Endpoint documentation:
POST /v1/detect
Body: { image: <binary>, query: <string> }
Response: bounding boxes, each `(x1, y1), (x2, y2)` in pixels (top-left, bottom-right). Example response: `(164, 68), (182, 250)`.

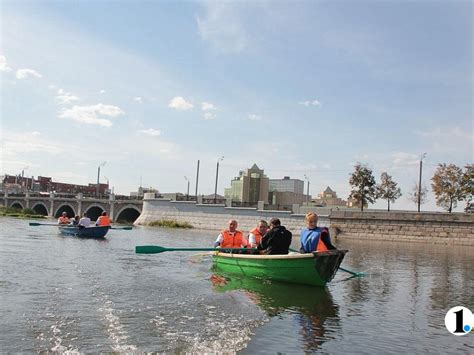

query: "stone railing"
(329, 210), (474, 246)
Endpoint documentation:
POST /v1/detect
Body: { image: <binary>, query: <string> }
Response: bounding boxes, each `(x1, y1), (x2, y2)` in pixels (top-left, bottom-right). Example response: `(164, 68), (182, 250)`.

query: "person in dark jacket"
(257, 217), (292, 255)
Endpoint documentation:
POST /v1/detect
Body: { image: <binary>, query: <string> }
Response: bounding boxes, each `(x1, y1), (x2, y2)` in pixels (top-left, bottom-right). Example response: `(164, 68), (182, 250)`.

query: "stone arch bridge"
(4, 192), (142, 223)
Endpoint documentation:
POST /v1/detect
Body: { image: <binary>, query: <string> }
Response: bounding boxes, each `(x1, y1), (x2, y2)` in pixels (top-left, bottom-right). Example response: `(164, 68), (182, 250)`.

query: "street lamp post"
(304, 174), (310, 204)
(417, 153), (426, 212)
(96, 161), (106, 198)
(214, 156), (224, 204)
(184, 176), (190, 200)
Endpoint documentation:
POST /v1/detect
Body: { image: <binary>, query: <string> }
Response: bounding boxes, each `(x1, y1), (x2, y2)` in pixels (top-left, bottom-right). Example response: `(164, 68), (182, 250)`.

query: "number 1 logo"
(445, 306), (473, 336)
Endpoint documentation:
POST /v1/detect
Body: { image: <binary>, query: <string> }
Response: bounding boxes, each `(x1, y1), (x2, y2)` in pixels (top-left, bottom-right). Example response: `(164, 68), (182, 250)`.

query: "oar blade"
(136, 245), (167, 254)
(113, 226), (133, 230)
(29, 222), (42, 226)
(339, 267), (365, 277)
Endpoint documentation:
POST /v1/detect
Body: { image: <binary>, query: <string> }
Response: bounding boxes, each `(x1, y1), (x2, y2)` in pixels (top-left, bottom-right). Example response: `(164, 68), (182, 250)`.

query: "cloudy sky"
(1, 0), (472, 211)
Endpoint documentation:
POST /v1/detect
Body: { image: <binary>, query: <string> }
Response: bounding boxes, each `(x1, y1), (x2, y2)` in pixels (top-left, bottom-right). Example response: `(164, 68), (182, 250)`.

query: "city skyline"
(1, 1), (472, 212)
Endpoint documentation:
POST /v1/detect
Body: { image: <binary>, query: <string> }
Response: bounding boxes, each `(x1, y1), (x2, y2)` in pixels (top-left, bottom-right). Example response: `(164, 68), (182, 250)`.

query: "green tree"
(408, 183), (429, 208)
(376, 172), (402, 211)
(461, 164), (473, 212)
(431, 163), (464, 213)
(348, 163), (377, 211)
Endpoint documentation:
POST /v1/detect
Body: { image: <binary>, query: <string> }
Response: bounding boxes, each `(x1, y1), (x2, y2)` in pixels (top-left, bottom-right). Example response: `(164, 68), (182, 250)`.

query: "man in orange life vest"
(248, 220), (269, 248)
(214, 219), (247, 249)
(57, 211), (70, 225)
(300, 212), (336, 253)
(95, 211), (111, 227)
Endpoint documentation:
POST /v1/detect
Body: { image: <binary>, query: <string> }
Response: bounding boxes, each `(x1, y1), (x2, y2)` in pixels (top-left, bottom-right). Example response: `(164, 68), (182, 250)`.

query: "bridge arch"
(84, 204), (105, 221)
(54, 204), (76, 218)
(32, 202), (49, 216)
(10, 201), (24, 210)
(115, 205), (141, 223)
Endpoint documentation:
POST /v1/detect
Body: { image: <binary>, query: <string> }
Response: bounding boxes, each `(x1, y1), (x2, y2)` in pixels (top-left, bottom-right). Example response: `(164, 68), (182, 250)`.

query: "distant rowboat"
(58, 225), (110, 239)
(212, 249), (347, 287)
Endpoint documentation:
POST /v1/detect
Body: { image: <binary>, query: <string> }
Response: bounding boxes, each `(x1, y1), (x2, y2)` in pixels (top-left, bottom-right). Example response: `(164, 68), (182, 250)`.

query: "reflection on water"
(211, 272), (339, 352)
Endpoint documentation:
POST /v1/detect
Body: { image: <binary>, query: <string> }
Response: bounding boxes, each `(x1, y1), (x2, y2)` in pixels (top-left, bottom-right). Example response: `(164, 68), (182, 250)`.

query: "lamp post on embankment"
(96, 161), (106, 198)
(417, 153), (426, 212)
(304, 174), (310, 204)
(214, 156), (224, 204)
(184, 176), (190, 200)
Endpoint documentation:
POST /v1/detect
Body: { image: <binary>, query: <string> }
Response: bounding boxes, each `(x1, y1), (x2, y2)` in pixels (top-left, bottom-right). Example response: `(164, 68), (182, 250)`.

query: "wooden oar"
(135, 245), (254, 254)
(29, 222), (132, 230)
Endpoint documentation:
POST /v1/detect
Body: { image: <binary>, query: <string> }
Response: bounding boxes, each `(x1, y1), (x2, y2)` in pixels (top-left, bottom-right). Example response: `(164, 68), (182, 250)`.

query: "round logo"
(445, 306), (473, 336)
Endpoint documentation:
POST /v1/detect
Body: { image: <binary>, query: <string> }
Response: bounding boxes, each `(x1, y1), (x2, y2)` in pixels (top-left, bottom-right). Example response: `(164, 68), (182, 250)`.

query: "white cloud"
(248, 114), (261, 121)
(203, 112), (216, 120)
(196, 3), (247, 53)
(298, 99), (321, 107)
(391, 152), (419, 166)
(416, 126), (473, 141)
(134, 97), (143, 103)
(2, 131), (65, 157)
(201, 101), (217, 119)
(16, 68), (42, 79)
(56, 88), (79, 104)
(0, 55), (12, 72)
(202, 102), (217, 111)
(99, 89), (106, 94)
(138, 128), (161, 136)
(168, 96), (193, 111)
(59, 103), (124, 127)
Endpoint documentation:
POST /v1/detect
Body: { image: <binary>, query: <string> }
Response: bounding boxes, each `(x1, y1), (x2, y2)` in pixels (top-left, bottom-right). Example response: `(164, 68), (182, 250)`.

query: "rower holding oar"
(214, 219), (248, 252)
(96, 211), (111, 227)
(300, 212), (336, 253)
(58, 211), (69, 225)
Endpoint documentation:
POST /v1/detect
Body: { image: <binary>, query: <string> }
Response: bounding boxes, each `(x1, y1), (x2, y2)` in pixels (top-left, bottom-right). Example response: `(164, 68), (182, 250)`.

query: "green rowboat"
(212, 249), (347, 287)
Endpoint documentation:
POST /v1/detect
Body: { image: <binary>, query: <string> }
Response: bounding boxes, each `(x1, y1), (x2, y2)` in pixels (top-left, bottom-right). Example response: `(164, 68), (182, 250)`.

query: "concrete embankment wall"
(329, 211), (474, 246)
(134, 197), (328, 234)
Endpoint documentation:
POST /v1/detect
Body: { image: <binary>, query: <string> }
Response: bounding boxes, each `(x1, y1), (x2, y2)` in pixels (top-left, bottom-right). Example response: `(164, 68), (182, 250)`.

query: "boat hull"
(212, 250), (347, 287)
(58, 225), (110, 239)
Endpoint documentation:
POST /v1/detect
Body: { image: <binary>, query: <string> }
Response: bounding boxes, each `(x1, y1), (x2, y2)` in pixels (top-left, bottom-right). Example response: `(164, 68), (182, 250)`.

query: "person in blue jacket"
(300, 212), (336, 253)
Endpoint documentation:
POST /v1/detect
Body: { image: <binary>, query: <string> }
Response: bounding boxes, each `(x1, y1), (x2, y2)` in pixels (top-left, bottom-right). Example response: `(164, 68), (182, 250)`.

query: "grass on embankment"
(148, 219), (193, 229)
(0, 207), (46, 219)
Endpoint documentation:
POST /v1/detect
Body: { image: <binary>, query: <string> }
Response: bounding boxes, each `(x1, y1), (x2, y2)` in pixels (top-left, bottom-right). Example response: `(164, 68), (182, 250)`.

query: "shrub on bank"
(0, 207), (46, 219)
(148, 219), (193, 229)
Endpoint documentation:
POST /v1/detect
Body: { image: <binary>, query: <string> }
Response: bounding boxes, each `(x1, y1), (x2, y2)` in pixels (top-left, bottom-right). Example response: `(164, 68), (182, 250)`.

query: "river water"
(0, 217), (473, 353)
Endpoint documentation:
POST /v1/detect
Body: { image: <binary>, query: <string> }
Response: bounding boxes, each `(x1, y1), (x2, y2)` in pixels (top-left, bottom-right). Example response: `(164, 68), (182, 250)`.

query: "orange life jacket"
(249, 227), (264, 245)
(316, 236), (329, 252)
(221, 230), (245, 248)
(96, 215), (111, 226)
(58, 216), (69, 224)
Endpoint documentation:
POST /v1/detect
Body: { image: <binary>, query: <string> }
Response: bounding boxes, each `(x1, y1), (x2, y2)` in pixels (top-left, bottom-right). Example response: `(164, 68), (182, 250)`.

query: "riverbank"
(330, 210), (474, 246)
(0, 207), (45, 219)
(135, 196), (474, 246)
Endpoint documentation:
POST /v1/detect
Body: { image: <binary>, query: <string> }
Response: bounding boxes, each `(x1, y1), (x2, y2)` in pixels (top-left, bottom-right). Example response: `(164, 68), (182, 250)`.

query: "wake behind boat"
(212, 249), (347, 287)
(58, 225), (110, 239)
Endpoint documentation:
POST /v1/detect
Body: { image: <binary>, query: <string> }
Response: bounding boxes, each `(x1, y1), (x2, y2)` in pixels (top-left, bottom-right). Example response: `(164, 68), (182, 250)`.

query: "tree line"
(348, 163), (473, 213)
